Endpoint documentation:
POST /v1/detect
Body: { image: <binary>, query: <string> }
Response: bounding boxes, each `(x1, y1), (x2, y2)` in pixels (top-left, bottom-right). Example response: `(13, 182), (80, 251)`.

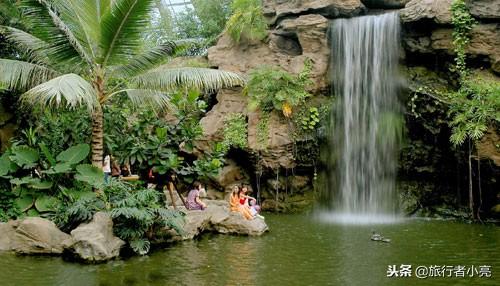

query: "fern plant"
(448, 75), (500, 146)
(245, 60), (312, 116)
(110, 188), (185, 255)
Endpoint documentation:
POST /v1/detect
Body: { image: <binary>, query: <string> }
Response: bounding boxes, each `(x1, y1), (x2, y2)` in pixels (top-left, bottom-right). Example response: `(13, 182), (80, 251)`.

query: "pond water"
(0, 214), (498, 286)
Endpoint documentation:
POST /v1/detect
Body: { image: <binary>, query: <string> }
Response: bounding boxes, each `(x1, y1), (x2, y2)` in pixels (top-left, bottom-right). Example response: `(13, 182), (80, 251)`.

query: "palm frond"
(132, 67), (246, 92)
(111, 41), (177, 77)
(123, 89), (174, 111)
(21, 73), (98, 112)
(1, 26), (52, 64)
(0, 59), (58, 91)
(41, 0), (94, 67)
(100, 0), (155, 66)
(54, 0), (105, 61)
(19, 0), (83, 65)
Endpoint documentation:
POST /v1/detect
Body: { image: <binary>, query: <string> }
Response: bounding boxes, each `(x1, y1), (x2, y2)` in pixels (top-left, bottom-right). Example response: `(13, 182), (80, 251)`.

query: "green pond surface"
(0, 214), (498, 286)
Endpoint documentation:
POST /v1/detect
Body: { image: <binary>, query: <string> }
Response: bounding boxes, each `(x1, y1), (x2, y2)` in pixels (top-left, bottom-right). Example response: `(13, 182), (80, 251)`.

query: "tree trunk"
(91, 105), (104, 168)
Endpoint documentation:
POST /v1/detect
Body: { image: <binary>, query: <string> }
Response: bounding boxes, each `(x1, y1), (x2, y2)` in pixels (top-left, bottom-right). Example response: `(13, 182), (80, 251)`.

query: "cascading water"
(322, 12), (403, 224)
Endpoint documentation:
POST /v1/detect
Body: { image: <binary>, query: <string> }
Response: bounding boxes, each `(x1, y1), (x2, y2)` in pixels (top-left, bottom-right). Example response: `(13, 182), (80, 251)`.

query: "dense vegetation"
(0, 0), (246, 254)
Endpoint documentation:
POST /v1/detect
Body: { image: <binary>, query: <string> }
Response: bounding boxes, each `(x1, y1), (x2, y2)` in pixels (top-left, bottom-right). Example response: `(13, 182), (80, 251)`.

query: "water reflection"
(0, 216), (498, 286)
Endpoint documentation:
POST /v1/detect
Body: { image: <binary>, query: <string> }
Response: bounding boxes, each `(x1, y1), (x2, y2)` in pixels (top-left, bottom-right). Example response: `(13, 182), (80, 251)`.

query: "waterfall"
(325, 12), (403, 224)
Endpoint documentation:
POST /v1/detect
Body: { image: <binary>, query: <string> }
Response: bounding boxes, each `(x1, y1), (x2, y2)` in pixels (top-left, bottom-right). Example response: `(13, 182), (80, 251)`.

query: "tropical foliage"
(0, 0), (245, 168)
(104, 89), (224, 183)
(222, 113), (248, 151)
(448, 75), (500, 146)
(448, 1), (498, 147)
(0, 143), (99, 220)
(245, 60), (312, 116)
(110, 188), (185, 255)
(225, 0), (267, 43)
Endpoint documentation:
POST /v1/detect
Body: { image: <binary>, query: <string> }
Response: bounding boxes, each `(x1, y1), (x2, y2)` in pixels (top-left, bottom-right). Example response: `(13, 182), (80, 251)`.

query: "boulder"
(431, 24), (500, 73)
(208, 15), (329, 93)
(213, 159), (250, 190)
(403, 24), (500, 74)
(476, 127), (500, 166)
(0, 221), (16, 251)
(213, 212), (268, 236)
(197, 93), (296, 169)
(198, 88), (248, 145)
(166, 201), (268, 240)
(263, 0), (365, 25)
(469, 0), (500, 20)
(11, 217), (71, 255)
(248, 111), (295, 169)
(400, 0), (453, 24)
(67, 212), (125, 262)
(361, 0), (410, 8)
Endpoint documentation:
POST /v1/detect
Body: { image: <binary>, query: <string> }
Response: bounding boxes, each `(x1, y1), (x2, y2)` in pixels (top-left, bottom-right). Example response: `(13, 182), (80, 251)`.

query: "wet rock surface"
(65, 212), (125, 262)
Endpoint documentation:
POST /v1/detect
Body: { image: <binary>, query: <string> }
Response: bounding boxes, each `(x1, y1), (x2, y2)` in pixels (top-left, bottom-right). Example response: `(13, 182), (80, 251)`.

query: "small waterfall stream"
(325, 12), (403, 224)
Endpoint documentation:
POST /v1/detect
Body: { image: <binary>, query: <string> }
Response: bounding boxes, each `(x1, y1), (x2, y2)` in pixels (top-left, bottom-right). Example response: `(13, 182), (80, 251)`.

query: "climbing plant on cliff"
(225, 0), (267, 43)
(448, 0), (500, 220)
(222, 113), (248, 151)
(0, 0), (245, 169)
(450, 0), (476, 79)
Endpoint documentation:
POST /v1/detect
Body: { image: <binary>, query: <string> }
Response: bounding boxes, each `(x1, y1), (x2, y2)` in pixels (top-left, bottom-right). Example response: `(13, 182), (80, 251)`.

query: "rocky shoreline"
(0, 200), (268, 263)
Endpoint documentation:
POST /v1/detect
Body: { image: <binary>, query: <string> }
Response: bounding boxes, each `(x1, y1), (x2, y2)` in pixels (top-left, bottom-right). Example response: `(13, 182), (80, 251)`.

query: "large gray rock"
(263, 0), (365, 25)
(11, 217), (71, 255)
(431, 24), (500, 73)
(165, 201), (268, 241)
(400, 0), (452, 24)
(400, 0), (500, 23)
(361, 0), (410, 8)
(208, 15), (329, 93)
(213, 213), (268, 236)
(248, 111), (295, 169)
(469, 0), (500, 20)
(0, 221), (16, 251)
(476, 126), (500, 166)
(197, 92), (296, 169)
(213, 159), (250, 192)
(403, 24), (500, 74)
(67, 212), (125, 262)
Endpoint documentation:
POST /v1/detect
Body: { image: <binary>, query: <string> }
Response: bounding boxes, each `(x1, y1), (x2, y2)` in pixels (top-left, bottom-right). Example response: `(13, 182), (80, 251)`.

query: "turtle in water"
(371, 231), (391, 243)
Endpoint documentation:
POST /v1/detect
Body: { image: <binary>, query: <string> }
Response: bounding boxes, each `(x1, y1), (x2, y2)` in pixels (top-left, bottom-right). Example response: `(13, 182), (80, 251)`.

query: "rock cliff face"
(201, 0), (500, 213)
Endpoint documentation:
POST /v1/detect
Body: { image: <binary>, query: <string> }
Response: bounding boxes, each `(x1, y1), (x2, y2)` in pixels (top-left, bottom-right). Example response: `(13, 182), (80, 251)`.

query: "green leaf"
(0, 153), (11, 176)
(15, 194), (34, 212)
(26, 208), (40, 217)
(74, 164), (104, 187)
(39, 143), (56, 166)
(44, 162), (73, 174)
(9, 146), (39, 168)
(63, 189), (96, 201)
(35, 195), (60, 212)
(56, 144), (90, 164)
(10, 176), (37, 186)
(28, 180), (53, 190)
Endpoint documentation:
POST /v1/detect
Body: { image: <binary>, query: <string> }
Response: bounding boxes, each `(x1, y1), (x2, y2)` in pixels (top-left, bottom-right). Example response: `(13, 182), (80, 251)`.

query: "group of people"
(185, 183), (264, 220)
(103, 154), (131, 183)
(230, 185), (264, 220)
(103, 154), (264, 220)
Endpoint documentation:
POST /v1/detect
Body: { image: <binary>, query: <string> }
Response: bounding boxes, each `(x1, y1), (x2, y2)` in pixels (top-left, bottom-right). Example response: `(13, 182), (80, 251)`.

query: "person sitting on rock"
(241, 185), (264, 219)
(249, 198), (264, 219)
(186, 181), (207, 210)
(229, 185), (254, 220)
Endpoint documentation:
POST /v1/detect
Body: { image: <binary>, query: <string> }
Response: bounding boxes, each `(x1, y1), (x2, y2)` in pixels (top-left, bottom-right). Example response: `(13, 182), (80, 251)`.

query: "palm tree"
(0, 0), (244, 167)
